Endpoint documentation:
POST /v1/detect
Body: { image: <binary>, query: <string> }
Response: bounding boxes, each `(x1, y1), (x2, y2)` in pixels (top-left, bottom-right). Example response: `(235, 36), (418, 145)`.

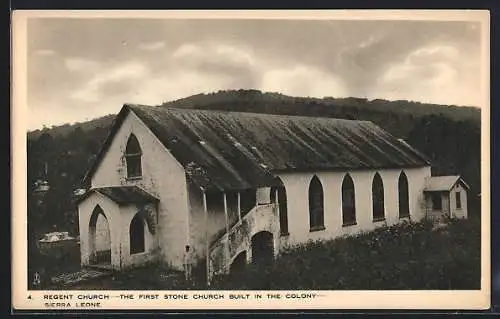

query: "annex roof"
(83, 104), (431, 191)
(76, 186), (159, 205)
(424, 176), (470, 192)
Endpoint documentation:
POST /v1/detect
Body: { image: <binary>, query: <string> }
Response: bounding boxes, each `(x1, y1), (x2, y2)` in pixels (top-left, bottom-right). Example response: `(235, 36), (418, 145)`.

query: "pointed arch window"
(372, 173), (385, 221)
(271, 177), (288, 236)
(125, 134), (142, 178)
(88, 205), (111, 265)
(342, 174), (357, 226)
(398, 171), (410, 218)
(308, 175), (325, 231)
(129, 214), (145, 254)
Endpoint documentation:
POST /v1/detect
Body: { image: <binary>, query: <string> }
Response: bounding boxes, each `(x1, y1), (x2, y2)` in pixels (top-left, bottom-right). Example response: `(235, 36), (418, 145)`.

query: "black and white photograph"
(12, 10), (490, 310)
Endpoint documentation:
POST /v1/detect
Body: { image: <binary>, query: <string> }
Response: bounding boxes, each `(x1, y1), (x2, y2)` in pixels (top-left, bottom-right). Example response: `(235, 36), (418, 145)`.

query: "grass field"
(33, 216), (481, 290)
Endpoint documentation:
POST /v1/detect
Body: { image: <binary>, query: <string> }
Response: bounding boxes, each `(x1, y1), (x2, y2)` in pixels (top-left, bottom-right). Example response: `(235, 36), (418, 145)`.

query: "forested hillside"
(27, 89), (482, 240)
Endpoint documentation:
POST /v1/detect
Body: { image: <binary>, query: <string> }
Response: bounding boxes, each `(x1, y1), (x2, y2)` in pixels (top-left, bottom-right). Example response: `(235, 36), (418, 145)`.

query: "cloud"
(170, 42), (349, 99)
(66, 42), (262, 111)
(138, 41), (166, 51)
(172, 42), (256, 70)
(127, 70), (242, 105)
(33, 49), (56, 56)
(379, 62), (458, 91)
(404, 45), (460, 66)
(169, 42), (260, 88)
(358, 35), (382, 49)
(260, 65), (348, 98)
(26, 19), (483, 129)
(374, 44), (480, 106)
(378, 45), (464, 89)
(64, 57), (101, 72)
(70, 61), (149, 103)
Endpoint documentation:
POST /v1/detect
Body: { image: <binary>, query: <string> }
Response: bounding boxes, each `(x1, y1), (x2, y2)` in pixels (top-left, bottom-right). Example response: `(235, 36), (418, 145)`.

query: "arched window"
(88, 205), (111, 265)
(125, 134), (142, 178)
(398, 171), (410, 218)
(308, 175), (324, 231)
(271, 178), (288, 235)
(129, 214), (145, 254)
(372, 173), (385, 221)
(342, 174), (356, 226)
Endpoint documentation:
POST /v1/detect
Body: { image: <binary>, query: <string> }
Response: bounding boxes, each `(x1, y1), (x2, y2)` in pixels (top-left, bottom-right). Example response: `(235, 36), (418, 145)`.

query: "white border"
(11, 10), (491, 310)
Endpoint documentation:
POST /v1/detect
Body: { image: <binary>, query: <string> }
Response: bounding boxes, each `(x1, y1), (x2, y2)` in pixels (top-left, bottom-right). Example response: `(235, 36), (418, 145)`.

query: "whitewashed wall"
(450, 183), (468, 219)
(276, 166), (431, 249)
(90, 111), (190, 270)
(187, 183), (227, 263)
(257, 187), (272, 204)
(94, 213), (110, 252)
(78, 192), (158, 269)
(78, 192), (121, 269)
(116, 204), (157, 268)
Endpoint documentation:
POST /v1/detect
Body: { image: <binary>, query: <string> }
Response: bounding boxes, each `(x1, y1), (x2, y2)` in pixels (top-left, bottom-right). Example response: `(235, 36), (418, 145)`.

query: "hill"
(28, 114), (116, 141)
(26, 89), (482, 239)
(28, 89), (480, 140)
(161, 89), (480, 122)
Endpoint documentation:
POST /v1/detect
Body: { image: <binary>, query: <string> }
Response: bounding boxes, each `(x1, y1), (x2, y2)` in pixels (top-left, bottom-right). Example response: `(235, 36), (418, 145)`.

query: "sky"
(26, 18), (483, 130)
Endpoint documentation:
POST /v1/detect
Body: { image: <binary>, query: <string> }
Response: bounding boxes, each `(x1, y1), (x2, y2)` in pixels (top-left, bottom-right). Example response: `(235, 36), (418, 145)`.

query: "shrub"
(210, 218), (481, 290)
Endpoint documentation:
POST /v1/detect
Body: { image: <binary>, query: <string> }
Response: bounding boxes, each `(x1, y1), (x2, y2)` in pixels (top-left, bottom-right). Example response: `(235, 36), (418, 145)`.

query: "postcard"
(11, 9), (491, 311)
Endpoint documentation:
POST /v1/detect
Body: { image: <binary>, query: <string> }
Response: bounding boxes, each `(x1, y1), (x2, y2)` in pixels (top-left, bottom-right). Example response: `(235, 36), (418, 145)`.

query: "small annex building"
(423, 175), (469, 220)
(76, 103), (468, 283)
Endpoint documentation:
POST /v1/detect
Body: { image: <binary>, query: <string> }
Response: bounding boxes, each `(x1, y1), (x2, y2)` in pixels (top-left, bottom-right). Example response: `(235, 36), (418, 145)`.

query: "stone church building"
(76, 104), (468, 283)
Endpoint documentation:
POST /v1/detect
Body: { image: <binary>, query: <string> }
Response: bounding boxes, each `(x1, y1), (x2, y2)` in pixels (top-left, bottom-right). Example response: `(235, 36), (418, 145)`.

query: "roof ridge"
(126, 103), (375, 125)
(424, 175), (465, 192)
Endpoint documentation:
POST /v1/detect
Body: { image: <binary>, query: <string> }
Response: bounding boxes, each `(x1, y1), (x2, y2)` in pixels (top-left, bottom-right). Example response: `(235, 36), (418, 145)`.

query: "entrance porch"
(77, 186), (160, 271)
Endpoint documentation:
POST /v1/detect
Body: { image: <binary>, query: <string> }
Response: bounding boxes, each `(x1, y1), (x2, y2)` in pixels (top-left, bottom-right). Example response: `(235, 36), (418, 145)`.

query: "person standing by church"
(183, 245), (194, 286)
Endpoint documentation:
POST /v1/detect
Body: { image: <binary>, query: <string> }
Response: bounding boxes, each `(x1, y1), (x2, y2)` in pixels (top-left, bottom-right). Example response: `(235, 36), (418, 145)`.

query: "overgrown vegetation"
(40, 217), (480, 290)
(28, 242), (81, 289)
(211, 217), (481, 290)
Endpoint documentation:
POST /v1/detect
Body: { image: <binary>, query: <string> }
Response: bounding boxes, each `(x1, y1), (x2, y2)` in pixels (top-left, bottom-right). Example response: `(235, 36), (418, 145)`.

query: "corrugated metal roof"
(424, 176), (470, 192)
(134, 104), (430, 190)
(83, 104), (430, 191)
(76, 186), (159, 205)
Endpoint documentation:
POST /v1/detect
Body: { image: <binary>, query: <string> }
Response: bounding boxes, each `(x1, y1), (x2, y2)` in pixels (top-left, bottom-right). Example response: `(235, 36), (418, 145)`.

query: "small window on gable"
(456, 191), (462, 209)
(125, 134), (142, 178)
